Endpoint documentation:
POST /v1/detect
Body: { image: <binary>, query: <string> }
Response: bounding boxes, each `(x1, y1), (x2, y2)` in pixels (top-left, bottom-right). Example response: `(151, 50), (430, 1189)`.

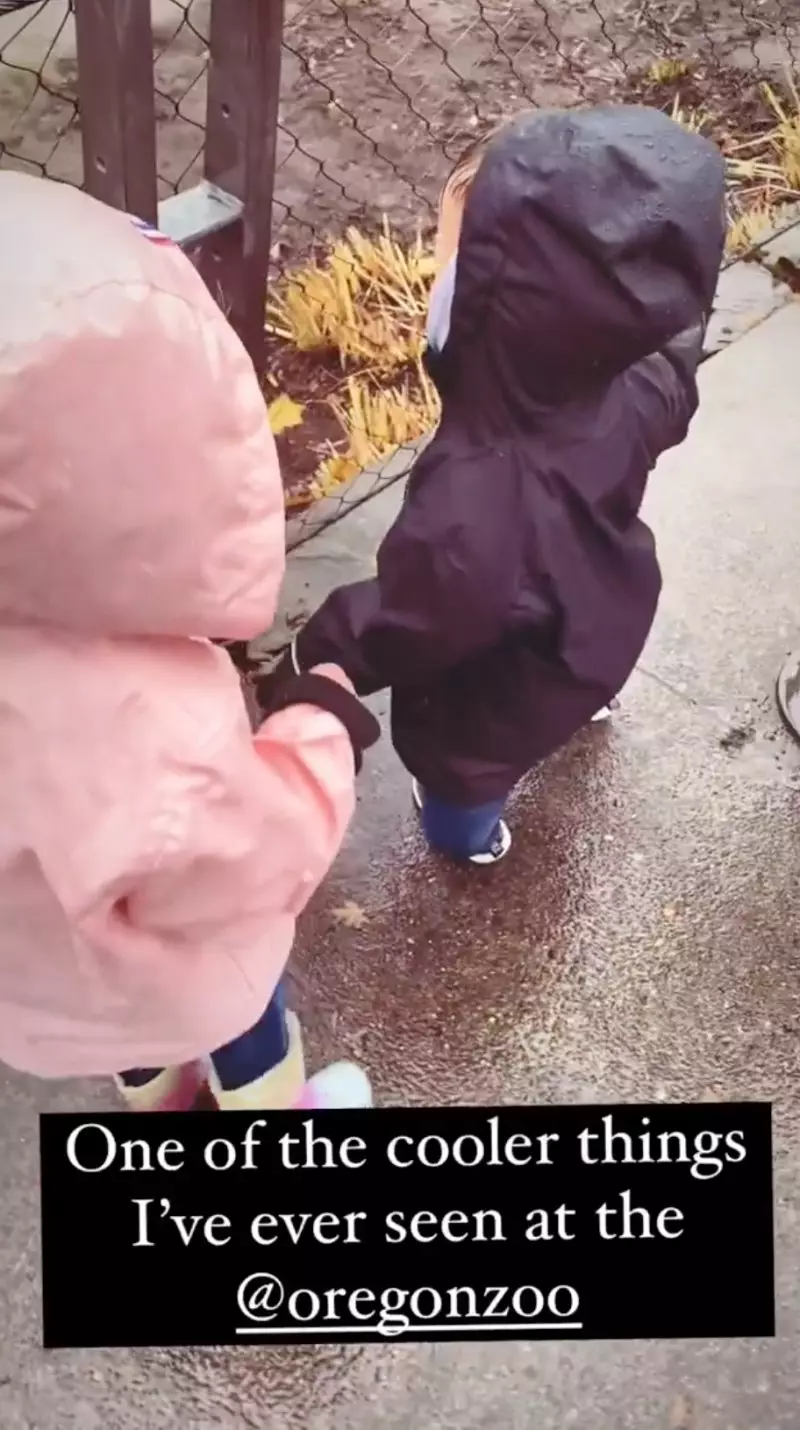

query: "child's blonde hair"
(434, 124), (503, 268)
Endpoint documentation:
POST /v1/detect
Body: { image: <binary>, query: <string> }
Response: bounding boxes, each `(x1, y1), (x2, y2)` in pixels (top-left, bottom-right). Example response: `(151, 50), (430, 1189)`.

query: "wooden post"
(73, 0), (283, 378)
(73, 0), (158, 222)
(203, 0), (284, 378)
(159, 0), (284, 381)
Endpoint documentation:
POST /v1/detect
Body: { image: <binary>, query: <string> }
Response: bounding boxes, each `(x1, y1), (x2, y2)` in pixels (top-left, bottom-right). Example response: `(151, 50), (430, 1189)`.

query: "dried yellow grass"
(669, 77), (800, 252)
(649, 58), (693, 85)
(267, 220), (435, 374)
(309, 363), (440, 503)
(761, 78), (800, 188)
(669, 95), (713, 135)
(726, 202), (778, 255)
(270, 222), (440, 507)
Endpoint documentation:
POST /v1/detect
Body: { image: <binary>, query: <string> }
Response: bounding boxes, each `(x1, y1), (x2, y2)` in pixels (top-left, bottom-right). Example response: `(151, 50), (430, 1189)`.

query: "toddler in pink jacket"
(0, 173), (379, 1113)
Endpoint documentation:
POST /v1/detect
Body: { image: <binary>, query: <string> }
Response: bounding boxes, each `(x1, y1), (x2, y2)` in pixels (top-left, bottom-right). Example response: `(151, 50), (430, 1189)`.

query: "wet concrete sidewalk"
(3, 302), (800, 1428)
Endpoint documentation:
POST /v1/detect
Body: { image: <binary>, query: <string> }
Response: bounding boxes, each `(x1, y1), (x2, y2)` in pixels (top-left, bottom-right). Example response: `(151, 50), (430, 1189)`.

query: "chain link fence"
(278, 0), (799, 244)
(0, 2), (211, 195)
(2, 0), (800, 551)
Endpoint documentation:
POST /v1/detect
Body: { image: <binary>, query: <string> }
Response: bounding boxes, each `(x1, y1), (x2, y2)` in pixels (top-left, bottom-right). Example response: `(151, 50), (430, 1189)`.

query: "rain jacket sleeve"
(625, 323), (705, 462)
(0, 637), (361, 1078)
(293, 458), (525, 696)
(116, 654), (360, 1060)
(129, 688), (357, 949)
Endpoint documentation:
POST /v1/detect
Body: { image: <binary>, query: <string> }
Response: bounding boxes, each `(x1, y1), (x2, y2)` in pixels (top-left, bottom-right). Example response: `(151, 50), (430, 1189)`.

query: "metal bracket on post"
(158, 0), (284, 380)
(157, 182), (243, 247)
(73, 0), (158, 223)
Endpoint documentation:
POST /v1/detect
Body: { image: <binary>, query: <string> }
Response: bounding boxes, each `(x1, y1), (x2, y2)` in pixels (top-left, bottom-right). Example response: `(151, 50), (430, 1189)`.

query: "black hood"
(440, 105), (726, 405)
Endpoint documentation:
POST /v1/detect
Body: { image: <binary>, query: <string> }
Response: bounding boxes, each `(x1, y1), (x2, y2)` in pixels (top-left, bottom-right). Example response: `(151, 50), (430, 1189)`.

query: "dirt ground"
(275, 0), (800, 244)
(1, 0), (799, 243)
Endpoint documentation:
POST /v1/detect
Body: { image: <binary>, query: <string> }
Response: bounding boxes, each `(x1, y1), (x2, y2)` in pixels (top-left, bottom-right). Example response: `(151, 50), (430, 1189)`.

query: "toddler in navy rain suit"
(283, 107), (727, 863)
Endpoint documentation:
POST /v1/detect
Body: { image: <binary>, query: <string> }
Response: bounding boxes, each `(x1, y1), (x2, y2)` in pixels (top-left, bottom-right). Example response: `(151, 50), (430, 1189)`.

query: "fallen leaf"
(268, 393), (305, 435)
(331, 901), (369, 930)
(669, 1392), (694, 1428)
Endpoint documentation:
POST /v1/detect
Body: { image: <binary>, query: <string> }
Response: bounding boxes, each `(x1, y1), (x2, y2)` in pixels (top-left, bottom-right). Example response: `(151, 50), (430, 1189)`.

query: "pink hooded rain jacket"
(0, 173), (356, 1078)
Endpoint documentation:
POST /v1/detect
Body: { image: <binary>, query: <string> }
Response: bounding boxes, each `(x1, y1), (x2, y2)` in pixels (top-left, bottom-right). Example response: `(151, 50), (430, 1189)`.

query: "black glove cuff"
(258, 672), (380, 774)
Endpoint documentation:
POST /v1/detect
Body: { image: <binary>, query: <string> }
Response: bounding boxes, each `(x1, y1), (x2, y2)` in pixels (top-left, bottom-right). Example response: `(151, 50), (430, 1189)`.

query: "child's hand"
(256, 657), (379, 773)
(310, 662), (356, 694)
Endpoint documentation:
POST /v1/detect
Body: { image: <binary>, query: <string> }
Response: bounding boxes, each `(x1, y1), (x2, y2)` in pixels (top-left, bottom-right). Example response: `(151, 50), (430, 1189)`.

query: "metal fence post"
(73, 0), (158, 223)
(158, 0), (284, 381)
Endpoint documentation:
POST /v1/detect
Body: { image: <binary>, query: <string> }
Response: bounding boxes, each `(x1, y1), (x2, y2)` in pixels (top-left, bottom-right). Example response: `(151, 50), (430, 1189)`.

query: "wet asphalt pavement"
(2, 304), (800, 1428)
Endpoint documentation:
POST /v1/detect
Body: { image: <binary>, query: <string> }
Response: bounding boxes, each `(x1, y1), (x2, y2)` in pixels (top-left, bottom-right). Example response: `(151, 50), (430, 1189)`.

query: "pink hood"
(0, 176), (357, 1080)
(0, 171), (284, 640)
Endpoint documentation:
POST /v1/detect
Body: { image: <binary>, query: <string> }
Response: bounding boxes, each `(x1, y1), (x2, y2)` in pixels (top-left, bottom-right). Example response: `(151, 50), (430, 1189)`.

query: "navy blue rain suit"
(293, 106), (727, 805)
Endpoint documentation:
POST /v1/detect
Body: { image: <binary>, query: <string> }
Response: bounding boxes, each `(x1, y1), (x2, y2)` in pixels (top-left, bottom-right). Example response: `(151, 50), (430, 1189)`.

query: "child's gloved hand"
(255, 652), (379, 774)
(253, 643), (354, 703)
